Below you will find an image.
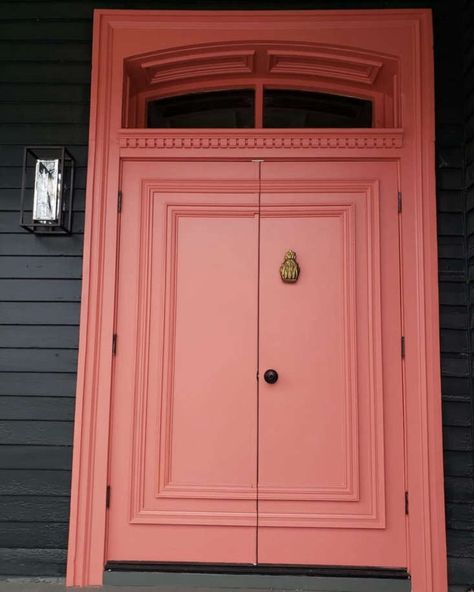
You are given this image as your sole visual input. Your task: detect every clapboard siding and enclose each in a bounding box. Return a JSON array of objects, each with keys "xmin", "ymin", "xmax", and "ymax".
[
  {"xmin": 0, "ymin": 373, "xmax": 77, "ymax": 397},
  {"xmin": 0, "ymin": 523, "xmax": 68, "ymax": 549},
  {"xmin": 0, "ymin": 326, "xmax": 79, "ymax": 348},
  {"xmin": 0, "ymin": 397, "xmax": 75, "ymax": 421},
  {"xmin": 0, "ymin": 497, "xmax": 70, "ymax": 522},
  {"xmin": 0, "ymin": 350, "xmax": 78, "ymax": 373},
  {"xmin": 0, "ymin": 303, "xmax": 80, "ymax": 325},
  {"xmin": 0, "ymin": 41, "xmax": 92, "ymax": 62},
  {"xmin": 0, "ymin": 21, "xmax": 93, "ymax": 42},
  {"xmin": 0, "ymin": 257, "xmax": 83, "ymax": 279},
  {"xmin": 447, "ymin": 501, "xmax": 474, "ymax": 529},
  {"xmin": 1, "ymin": 124, "xmax": 89, "ymax": 145},
  {"xmin": 0, "ymin": 85, "xmax": 91, "ymax": 104},
  {"xmin": 0, "ymin": 0, "xmax": 88, "ymax": 571},
  {"xmin": 444, "ymin": 400, "xmax": 473, "ymax": 426},
  {"xmin": 464, "ymin": 2, "xmax": 474, "ymax": 587},
  {"xmin": 444, "ymin": 451, "xmax": 473, "ymax": 478},
  {"xmin": 0, "ymin": 64, "xmax": 92, "ymax": 86},
  {"xmin": 0, "ymin": 235, "xmax": 85, "ymax": 256},
  {"xmin": 0, "ymin": 470, "xmax": 71, "ymax": 496},
  {"xmin": 0, "ymin": 421, "xmax": 73, "ymax": 446},
  {"xmin": 0, "ymin": 549, "xmax": 67, "ymax": 577},
  {"xmin": 0, "ymin": 447, "xmax": 72, "ymax": 470},
  {"xmin": 0, "ymin": 0, "xmax": 473, "ymax": 587},
  {"xmin": 0, "ymin": 281, "xmax": 82, "ymax": 302},
  {"xmin": 437, "ymin": 1, "xmax": 474, "ymax": 585}
]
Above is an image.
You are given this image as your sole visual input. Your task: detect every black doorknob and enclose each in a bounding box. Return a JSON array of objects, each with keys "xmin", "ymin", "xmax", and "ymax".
[{"xmin": 264, "ymin": 369, "xmax": 279, "ymax": 384}]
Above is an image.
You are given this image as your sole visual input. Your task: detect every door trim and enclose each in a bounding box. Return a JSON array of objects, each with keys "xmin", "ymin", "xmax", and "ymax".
[{"xmin": 66, "ymin": 10, "xmax": 446, "ymax": 592}]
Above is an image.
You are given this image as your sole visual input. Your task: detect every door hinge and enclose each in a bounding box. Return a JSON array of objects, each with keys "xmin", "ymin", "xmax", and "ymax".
[
  {"xmin": 405, "ymin": 491, "xmax": 409, "ymax": 515},
  {"xmin": 118, "ymin": 190, "xmax": 122, "ymax": 212},
  {"xmin": 398, "ymin": 191, "xmax": 402, "ymax": 213},
  {"xmin": 112, "ymin": 334, "xmax": 117, "ymax": 355},
  {"xmin": 106, "ymin": 485, "xmax": 111, "ymax": 509},
  {"xmin": 401, "ymin": 336, "xmax": 405, "ymax": 359}
]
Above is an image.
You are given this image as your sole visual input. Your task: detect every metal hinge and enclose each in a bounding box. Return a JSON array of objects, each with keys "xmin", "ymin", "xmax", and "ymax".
[
  {"xmin": 118, "ymin": 191, "xmax": 122, "ymax": 212},
  {"xmin": 405, "ymin": 491, "xmax": 409, "ymax": 515},
  {"xmin": 106, "ymin": 485, "xmax": 111, "ymax": 509},
  {"xmin": 401, "ymin": 336, "xmax": 405, "ymax": 359},
  {"xmin": 112, "ymin": 334, "xmax": 117, "ymax": 355},
  {"xmin": 398, "ymin": 191, "xmax": 402, "ymax": 213}
]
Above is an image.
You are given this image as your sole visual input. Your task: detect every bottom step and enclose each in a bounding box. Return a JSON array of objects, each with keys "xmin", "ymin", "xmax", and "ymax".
[{"xmin": 104, "ymin": 569, "xmax": 410, "ymax": 591}]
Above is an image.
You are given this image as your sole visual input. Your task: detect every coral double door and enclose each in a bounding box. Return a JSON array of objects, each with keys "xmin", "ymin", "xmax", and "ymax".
[{"xmin": 107, "ymin": 158, "xmax": 407, "ymax": 568}]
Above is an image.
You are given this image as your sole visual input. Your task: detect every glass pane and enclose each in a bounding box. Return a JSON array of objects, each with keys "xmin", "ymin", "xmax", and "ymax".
[
  {"xmin": 147, "ymin": 89, "xmax": 255, "ymax": 128},
  {"xmin": 263, "ymin": 89, "xmax": 372, "ymax": 128}
]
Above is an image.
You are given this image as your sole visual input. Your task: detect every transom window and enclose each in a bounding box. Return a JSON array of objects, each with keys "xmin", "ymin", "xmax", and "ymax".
[{"xmin": 147, "ymin": 88, "xmax": 373, "ymax": 129}]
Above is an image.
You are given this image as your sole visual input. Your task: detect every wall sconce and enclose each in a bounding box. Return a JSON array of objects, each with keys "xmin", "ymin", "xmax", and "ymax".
[{"xmin": 20, "ymin": 146, "xmax": 75, "ymax": 234}]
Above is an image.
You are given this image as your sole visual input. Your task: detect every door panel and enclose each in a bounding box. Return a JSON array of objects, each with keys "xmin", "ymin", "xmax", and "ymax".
[
  {"xmin": 107, "ymin": 161, "xmax": 259, "ymax": 563},
  {"xmin": 258, "ymin": 161, "xmax": 406, "ymax": 566}
]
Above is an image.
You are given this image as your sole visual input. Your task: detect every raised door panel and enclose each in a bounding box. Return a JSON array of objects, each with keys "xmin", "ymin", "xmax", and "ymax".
[
  {"xmin": 107, "ymin": 161, "xmax": 259, "ymax": 563},
  {"xmin": 258, "ymin": 161, "xmax": 406, "ymax": 567}
]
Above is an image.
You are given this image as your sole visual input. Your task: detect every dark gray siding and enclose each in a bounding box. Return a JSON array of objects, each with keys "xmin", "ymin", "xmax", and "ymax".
[
  {"xmin": 461, "ymin": 0, "xmax": 474, "ymax": 588},
  {"xmin": 0, "ymin": 0, "xmax": 473, "ymax": 588},
  {"xmin": 436, "ymin": 2, "xmax": 474, "ymax": 589},
  {"xmin": 0, "ymin": 0, "xmax": 89, "ymax": 574}
]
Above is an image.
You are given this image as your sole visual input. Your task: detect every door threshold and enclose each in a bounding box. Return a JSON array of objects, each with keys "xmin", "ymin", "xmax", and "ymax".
[{"xmin": 104, "ymin": 564, "xmax": 410, "ymax": 591}]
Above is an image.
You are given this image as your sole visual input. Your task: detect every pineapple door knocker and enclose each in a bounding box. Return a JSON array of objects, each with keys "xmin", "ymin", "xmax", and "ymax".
[{"xmin": 280, "ymin": 250, "xmax": 300, "ymax": 283}]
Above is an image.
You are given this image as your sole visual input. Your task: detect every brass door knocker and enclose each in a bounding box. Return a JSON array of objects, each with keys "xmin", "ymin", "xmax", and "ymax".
[{"xmin": 280, "ymin": 250, "xmax": 300, "ymax": 283}]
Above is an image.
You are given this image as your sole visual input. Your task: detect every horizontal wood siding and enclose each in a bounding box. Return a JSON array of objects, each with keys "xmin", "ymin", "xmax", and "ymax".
[
  {"xmin": 436, "ymin": 2, "xmax": 474, "ymax": 588},
  {"xmin": 462, "ymin": 0, "xmax": 474, "ymax": 588},
  {"xmin": 0, "ymin": 0, "xmax": 473, "ymax": 587},
  {"xmin": 0, "ymin": 0, "xmax": 88, "ymax": 576}
]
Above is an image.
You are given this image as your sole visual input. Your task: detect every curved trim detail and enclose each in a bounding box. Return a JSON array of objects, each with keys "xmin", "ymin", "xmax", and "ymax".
[
  {"xmin": 126, "ymin": 40, "xmax": 387, "ymax": 88},
  {"xmin": 124, "ymin": 40, "xmax": 399, "ymax": 128}
]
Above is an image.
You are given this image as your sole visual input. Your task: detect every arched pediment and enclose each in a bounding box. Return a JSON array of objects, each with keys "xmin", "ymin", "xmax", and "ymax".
[{"xmin": 124, "ymin": 41, "xmax": 399, "ymax": 128}]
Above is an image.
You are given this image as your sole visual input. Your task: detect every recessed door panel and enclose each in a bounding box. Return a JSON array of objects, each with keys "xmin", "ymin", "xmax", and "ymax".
[
  {"xmin": 107, "ymin": 161, "xmax": 259, "ymax": 563},
  {"xmin": 258, "ymin": 161, "xmax": 406, "ymax": 566}
]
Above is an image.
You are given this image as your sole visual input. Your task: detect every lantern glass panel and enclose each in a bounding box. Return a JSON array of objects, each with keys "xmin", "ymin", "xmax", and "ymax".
[
  {"xmin": 20, "ymin": 146, "xmax": 75, "ymax": 234},
  {"xmin": 32, "ymin": 159, "xmax": 61, "ymax": 223}
]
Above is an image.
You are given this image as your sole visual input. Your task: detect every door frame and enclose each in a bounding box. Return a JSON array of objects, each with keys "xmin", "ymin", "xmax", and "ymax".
[{"xmin": 66, "ymin": 10, "xmax": 447, "ymax": 592}]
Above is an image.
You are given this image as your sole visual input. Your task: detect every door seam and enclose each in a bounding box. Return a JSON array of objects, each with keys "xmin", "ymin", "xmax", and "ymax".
[{"xmin": 256, "ymin": 159, "xmax": 262, "ymax": 566}]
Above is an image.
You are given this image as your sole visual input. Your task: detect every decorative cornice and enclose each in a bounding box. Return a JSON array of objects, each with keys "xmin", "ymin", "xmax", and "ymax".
[{"xmin": 118, "ymin": 130, "xmax": 403, "ymax": 150}]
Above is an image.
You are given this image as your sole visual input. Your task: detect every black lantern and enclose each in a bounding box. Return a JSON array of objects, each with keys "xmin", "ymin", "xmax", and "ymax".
[{"xmin": 20, "ymin": 146, "xmax": 75, "ymax": 234}]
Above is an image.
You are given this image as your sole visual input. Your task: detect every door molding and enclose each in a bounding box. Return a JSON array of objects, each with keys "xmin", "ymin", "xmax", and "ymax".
[{"xmin": 66, "ymin": 10, "xmax": 447, "ymax": 592}]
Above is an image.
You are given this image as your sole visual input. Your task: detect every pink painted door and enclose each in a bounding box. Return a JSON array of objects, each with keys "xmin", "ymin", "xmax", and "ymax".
[
  {"xmin": 107, "ymin": 160, "xmax": 260, "ymax": 563},
  {"xmin": 258, "ymin": 161, "xmax": 406, "ymax": 566},
  {"xmin": 107, "ymin": 158, "xmax": 406, "ymax": 568}
]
